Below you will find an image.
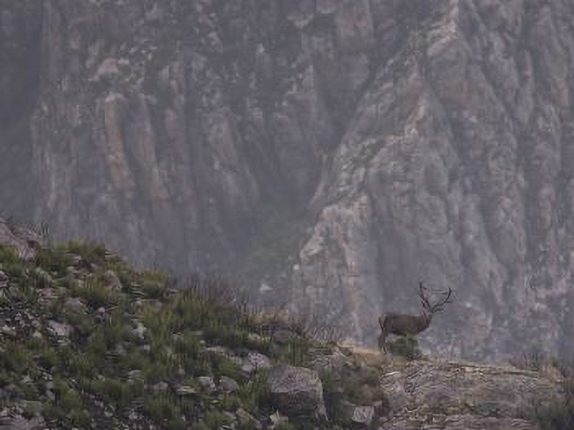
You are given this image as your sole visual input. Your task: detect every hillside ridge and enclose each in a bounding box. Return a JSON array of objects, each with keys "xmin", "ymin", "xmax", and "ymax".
[{"xmin": 0, "ymin": 218, "xmax": 567, "ymax": 430}]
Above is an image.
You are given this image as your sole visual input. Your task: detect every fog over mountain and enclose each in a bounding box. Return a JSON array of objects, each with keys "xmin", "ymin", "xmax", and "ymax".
[{"xmin": 2, "ymin": 0, "xmax": 574, "ymax": 361}]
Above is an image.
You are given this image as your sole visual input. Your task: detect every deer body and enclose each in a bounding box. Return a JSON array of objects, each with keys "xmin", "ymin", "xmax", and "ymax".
[{"xmin": 378, "ymin": 283, "xmax": 453, "ymax": 352}]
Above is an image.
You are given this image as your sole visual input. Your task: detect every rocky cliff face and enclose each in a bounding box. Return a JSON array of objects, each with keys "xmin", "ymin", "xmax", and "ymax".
[{"xmin": 2, "ymin": 0, "xmax": 574, "ymax": 361}]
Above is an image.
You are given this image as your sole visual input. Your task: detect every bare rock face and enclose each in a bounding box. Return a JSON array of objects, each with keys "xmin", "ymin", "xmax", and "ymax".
[
  {"xmin": 3, "ymin": 0, "xmax": 574, "ymax": 360},
  {"xmin": 291, "ymin": 0, "xmax": 574, "ymax": 360},
  {"xmin": 0, "ymin": 0, "xmax": 42, "ymax": 217}
]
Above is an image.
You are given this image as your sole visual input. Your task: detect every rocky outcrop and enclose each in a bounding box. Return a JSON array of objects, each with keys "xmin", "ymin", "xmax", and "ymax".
[
  {"xmin": 0, "ymin": 219, "xmax": 41, "ymax": 261},
  {"xmin": 267, "ymin": 365, "xmax": 327, "ymax": 419},
  {"xmin": 3, "ymin": 0, "xmax": 574, "ymax": 360},
  {"xmin": 379, "ymin": 359, "xmax": 563, "ymax": 430}
]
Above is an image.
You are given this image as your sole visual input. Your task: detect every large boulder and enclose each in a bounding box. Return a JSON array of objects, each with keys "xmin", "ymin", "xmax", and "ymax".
[
  {"xmin": 267, "ymin": 365, "xmax": 327, "ymax": 420},
  {"xmin": 0, "ymin": 219, "xmax": 42, "ymax": 261}
]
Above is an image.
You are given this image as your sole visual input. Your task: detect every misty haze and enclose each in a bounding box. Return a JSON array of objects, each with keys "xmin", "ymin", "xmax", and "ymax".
[{"xmin": 1, "ymin": 1, "xmax": 574, "ymax": 428}]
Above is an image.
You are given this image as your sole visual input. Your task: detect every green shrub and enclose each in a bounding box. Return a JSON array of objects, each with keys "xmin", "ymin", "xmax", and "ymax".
[
  {"xmin": 205, "ymin": 409, "xmax": 233, "ymax": 428},
  {"xmin": 66, "ymin": 239, "xmax": 107, "ymax": 265},
  {"xmin": 61, "ymin": 388, "xmax": 82, "ymax": 410},
  {"xmin": 87, "ymin": 377, "xmax": 133, "ymax": 407},
  {"xmin": 320, "ymin": 369, "xmax": 348, "ymax": 424},
  {"xmin": 102, "ymin": 313, "xmax": 131, "ymax": 349},
  {"xmin": 190, "ymin": 421, "xmax": 210, "ymax": 430},
  {"xmin": 144, "ymin": 392, "xmax": 180, "ymax": 421},
  {"xmin": 387, "ymin": 335, "xmax": 422, "ymax": 360},
  {"xmin": 274, "ymin": 420, "xmax": 298, "ymax": 430},
  {"xmin": 38, "ymin": 347, "xmax": 60, "ymax": 370},
  {"xmin": 0, "ymin": 341, "xmax": 31, "ymax": 373},
  {"xmin": 34, "ymin": 247, "xmax": 73, "ymax": 278},
  {"xmin": 69, "ymin": 352, "xmax": 100, "ymax": 378},
  {"xmin": 174, "ymin": 331, "xmax": 201, "ymax": 358},
  {"xmin": 525, "ymin": 358, "xmax": 574, "ymax": 430},
  {"xmin": 510, "ymin": 348, "xmax": 547, "ymax": 372},
  {"xmin": 73, "ymin": 277, "xmax": 125, "ymax": 309},
  {"xmin": 237, "ymin": 370, "xmax": 270, "ymax": 415},
  {"xmin": 285, "ymin": 336, "xmax": 310, "ymax": 367},
  {"xmin": 0, "ymin": 243, "xmax": 21, "ymax": 264},
  {"xmin": 528, "ymin": 396, "xmax": 574, "ymax": 430}
]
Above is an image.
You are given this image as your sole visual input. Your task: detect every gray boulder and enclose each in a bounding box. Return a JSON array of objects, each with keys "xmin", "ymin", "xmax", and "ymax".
[
  {"xmin": 0, "ymin": 219, "xmax": 42, "ymax": 262},
  {"xmin": 267, "ymin": 365, "xmax": 327, "ymax": 420}
]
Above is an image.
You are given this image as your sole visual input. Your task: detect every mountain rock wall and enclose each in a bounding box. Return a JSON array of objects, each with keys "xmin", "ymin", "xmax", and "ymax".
[{"xmin": 2, "ymin": 0, "xmax": 574, "ymax": 360}]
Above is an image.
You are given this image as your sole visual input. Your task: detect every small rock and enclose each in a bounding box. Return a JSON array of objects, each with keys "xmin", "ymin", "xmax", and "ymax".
[
  {"xmin": 175, "ymin": 386, "xmax": 197, "ymax": 396},
  {"xmin": 132, "ymin": 322, "xmax": 147, "ymax": 339},
  {"xmin": 103, "ymin": 270, "xmax": 122, "ymax": 289},
  {"xmin": 206, "ymin": 346, "xmax": 229, "ymax": 355},
  {"xmin": 95, "ymin": 307, "xmax": 106, "ymax": 322},
  {"xmin": 236, "ymin": 408, "xmax": 261, "ymax": 429},
  {"xmin": 64, "ymin": 297, "xmax": 87, "ymax": 313},
  {"xmin": 115, "ymin": 343, "xmax": 127, "ymax": 357},
  {"xmin": 39, "ymin": 288, "xmax": 56, "ymax": 303},
  {"xmin": 47, "ymin": 320, "xmax": 72, "ymax": 337},
  {"xmin": 197, "ymin": 376, "xmax": 216, "ymax": 392},
  {"xmin": 0, "ymin": 270, "xmax": 8, "ymax": 288},
  {"xmin": 241, "ymin": 363, "xmax": 255, "ymax": 376},
  {"xmin": 1, "ymin": 326, "xmax": 16, "ymax": 336},
  {"xmin": 248, "ymin": 333, "xmax": 263, "ymax": 342},
  {"xmin": 219, "ymin": 376, "xmax": 239, "ymax": 393},
  {"xmin": 20, "ymin": 400, "xmax": 43, "ymax": 415},
  {"xmin": 269, "ymin": 411, "xmax": 288, "ymax": 428},
  {"xmin": 152, "ymin": 382, "xmax": 169, "ymax": 392},
  {"xmin": 69, "ymin": 255, "xmax": 82, "ymax": 265},
  {"xmin": 128, "ymin": 370, "xmax": 142, "ymax": 382},
  {"xmin": 271, "ymin": 329, "xmax": 292, "ymax": 345},
  {"xmin": 33, "ymin": 267, "xmax": 52, "ymax": 288},
  {"xmin": 247, "ymin": 352, "xmax": 271, "ymax": 369},
  {"xmin": 352, "ymin": 406, "xmax": 375, "ymax": 425}
]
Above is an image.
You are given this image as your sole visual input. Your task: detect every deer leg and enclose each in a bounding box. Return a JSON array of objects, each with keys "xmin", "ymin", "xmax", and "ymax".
[{"xmin": 378, "ymin": 329, "xmax": 388, "ymax": 353}]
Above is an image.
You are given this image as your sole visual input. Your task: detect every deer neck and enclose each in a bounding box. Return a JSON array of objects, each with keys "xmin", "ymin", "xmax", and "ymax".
[{"xmin": 420, "ymin": 312, "xmax": 433, "ymax": 329}]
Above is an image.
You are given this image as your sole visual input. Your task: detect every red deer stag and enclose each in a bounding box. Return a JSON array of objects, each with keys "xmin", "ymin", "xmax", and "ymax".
[{"xmin": 378, "ymin": 282, "xmax": 454, "ymax": 352}]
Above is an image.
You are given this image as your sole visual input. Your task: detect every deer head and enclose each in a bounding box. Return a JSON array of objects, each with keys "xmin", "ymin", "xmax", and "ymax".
[{"xmin": 418, "ymin": 282, "xmax": 454, "ymax": 324}]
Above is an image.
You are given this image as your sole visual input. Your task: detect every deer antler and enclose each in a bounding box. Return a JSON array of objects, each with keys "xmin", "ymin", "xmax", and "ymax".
[
  {"xmin": 418, "ymin": 282, "xmax": 432, "ymax": 313},
  {"xmin": 430, "ymin": 287, "xmax": 454, "ymax": 313}
]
